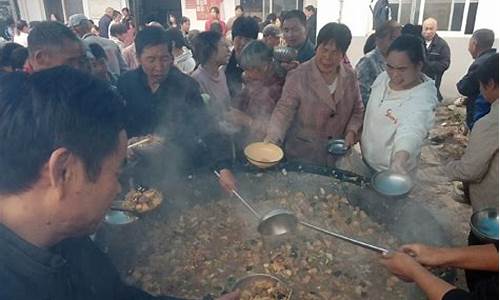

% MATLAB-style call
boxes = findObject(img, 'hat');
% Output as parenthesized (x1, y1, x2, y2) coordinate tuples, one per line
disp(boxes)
(68, 14, 89, 27)
(262, 24, 281, 37)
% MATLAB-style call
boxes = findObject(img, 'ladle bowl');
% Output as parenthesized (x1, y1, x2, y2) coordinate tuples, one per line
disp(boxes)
(257, 209, 298, 236)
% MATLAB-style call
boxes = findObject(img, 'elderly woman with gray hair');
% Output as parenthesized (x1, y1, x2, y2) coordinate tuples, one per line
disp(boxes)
(226, 40, 285, 148)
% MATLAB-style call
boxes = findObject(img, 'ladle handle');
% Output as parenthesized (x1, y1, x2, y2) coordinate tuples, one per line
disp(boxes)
(213, 170, 261, 219)
(299, 221, 389, 254)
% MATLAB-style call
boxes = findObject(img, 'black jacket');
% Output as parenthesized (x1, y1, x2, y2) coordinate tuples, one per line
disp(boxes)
(118, 67, 231, 172)
(306, 14, 317, 46)
(423, 34, 451, 98)
(98, 14, 112, 38)
(0, 224, 183, 300)
(457, 48, 497, 127)
(225, 50, 244, 98)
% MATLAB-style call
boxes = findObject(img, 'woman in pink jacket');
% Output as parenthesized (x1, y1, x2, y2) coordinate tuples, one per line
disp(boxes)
(265, 22, 364, 167)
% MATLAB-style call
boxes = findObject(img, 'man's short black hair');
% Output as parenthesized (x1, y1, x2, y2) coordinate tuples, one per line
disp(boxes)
(10, 47, 28, 70)
(0, 66, 125, 194)
(192, 31, 222, 66)
(282, 10, 307, 28)
(27, 21, 81, 56)
(110, 23, 128, 37)
(316, 22, 352, 54)
(181, 16, 190, 24)
(231, 16, 259, 40)
(477, 53, 499, 86)
(135, 26, 171, 57)
(88, 43, 107, 60)
(0, 42, 24, 68)
(472, 29, 495, 50)
(235, 5, 244, 11)
(16, 20, 28, 31)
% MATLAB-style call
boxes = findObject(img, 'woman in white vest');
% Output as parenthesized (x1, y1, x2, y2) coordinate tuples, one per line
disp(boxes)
(361, 34, 438, 174)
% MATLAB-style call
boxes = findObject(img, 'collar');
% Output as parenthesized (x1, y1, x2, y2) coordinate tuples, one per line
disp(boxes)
(477, 48, 497, 58)
(297, 39, 314, 53)
(82, 32, 97, 40)
(0, 223, 66, 273)
(307, 59, 348, 111)
(198, 65, 223, 82)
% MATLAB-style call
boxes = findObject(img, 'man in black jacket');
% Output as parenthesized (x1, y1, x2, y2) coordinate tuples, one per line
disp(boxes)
(118, 26, 237, 192)
(304, 5, 317, 45)
(422, 18, 451, 101)
(457, 28, 497, 129)
(0, 67, 238, 300)
(98, 7, 114, 38)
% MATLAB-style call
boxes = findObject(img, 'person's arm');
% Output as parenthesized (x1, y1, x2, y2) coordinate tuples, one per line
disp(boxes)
(355, 56, 376, 106)
(265, 72, 301, 144)
(446, 118, 498, 182)
(380, 251, 456, 300)
(344, 74, 365, 146)
(392, 88, 437, 170)
(401, 243, 499, 272)
(456, 63, 479, 97)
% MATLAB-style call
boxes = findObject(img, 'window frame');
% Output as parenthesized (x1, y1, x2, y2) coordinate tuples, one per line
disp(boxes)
(388, 0, 478, 36)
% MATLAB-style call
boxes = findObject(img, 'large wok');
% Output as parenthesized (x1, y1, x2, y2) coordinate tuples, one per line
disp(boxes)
(96, 160, 455, 299)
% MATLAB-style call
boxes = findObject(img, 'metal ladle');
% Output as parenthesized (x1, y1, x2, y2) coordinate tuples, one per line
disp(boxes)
(214, 171, 389, 254)
(257, 209, 390, 254)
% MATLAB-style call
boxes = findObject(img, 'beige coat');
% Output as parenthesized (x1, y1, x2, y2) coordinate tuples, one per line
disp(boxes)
(447, 100, 499, 212)
(266, 59, 364, 167)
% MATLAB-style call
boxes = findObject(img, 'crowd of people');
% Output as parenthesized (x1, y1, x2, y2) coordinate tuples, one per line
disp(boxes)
(0, 4, 498, 300)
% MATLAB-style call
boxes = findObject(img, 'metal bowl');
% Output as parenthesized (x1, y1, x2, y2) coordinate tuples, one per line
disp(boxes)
(104, 210, 138, 225)
(470, 207, 499, 242)
(257, 209, 298, 236)
(232, 273, 292, 299)
(244, 142, 284, 169)
(273, 46, 298, 63)
(371, 170, 413, 197)
(327, 139, 350, 156)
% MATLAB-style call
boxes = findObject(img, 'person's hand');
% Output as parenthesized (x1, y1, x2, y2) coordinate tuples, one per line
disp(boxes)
(216, 290, 240, 300)
(280, 60, 300, 72)
(225, 108, 253, 128)
(344, 131, 357, 147)
(379, 251, 424, 282)
(218, 168, 237, 194)
(400, 244, 446, 267)
(391, 151, 410, 174)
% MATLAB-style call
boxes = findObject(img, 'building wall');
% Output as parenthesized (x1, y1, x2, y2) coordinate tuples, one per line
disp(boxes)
(18, 0, 45, 21)
(180, 0, 237, 31)
(318, 0, 499, 99)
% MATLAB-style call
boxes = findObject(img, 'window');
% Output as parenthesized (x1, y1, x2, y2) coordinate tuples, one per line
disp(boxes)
(272, 0, 299, 13)
(388, 0, 479, 34)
